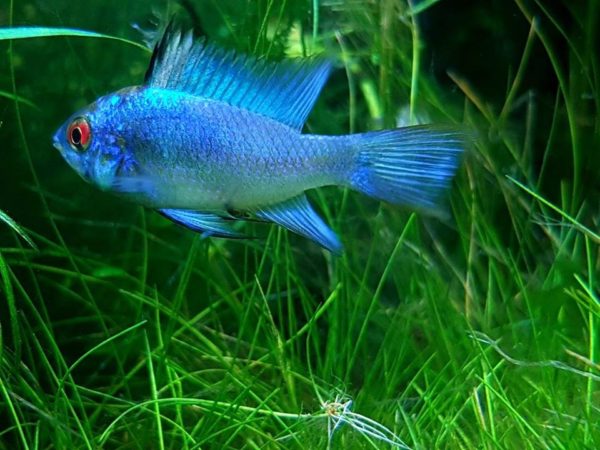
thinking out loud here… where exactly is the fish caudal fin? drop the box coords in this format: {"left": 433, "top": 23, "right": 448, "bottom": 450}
{"left": 349, "top": 125, "right": 465, "bottom": 211}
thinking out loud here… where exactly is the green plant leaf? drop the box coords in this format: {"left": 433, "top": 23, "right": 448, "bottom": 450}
{"left": 0, "top": 209, "right": 37, "bottom": 249}
{"left": 0, "top": 26, "right": 148, "bottom": 51}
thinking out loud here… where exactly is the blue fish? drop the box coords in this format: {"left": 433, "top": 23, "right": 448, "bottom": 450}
{"left": 53, "top": 25, "right": 464, "bottom": 254}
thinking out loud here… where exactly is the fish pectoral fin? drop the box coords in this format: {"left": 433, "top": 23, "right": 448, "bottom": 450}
{"left": 159, "top": 209, "right": 244, "bottom": 239}
{"left": 112, "top": 175, "right": 155, "bottom": 195}
{"left": 254, "top": 195, "right": 342, "bottom": 254}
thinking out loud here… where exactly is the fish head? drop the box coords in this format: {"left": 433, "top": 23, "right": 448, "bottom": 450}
{"left": 53, "top": 93, "right": 133, "bottom": 192}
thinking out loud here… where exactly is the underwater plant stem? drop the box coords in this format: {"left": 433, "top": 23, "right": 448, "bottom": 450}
{"left": 312, "top": 0, "right": 319, "bottom": 43}
{"left": 0, "top": 252, "right": 20, "bottom": 363}
{"left": 585, "top": 236, "right": 597, "bottom": 446}
{"left": 0, "top": 376, "right": 30, "bottom": 450}
{"left": 334, "top": 31, "right": 356, "bottom": 133}
{"left": 379, "top": 0, "right": 396, "bottom": 127}
{"left": 144, "top": 331, "right": 165, "bottom": 450}
{"left": 408, "top": 0, "right": 421, "bottom": 124}
{"left": 499, "top": 17, "right": 537, "bottom": 122}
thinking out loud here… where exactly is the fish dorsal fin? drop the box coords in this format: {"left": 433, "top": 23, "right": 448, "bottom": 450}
{"left": 145, "top": 24, "right": 332, "bottom": 130}
{"left": 254, "top": 195, "right": 342, "bottom": 254}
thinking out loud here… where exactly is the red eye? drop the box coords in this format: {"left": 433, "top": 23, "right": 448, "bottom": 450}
{"left": 67, "top": 117, "right": 91, "bottom": 151}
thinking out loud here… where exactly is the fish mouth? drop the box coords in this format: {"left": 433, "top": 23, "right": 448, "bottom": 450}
{"left": 52, "top": 134, "right": 63, "bottom": 152}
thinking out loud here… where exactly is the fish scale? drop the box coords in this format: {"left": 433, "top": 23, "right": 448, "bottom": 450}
{"left": 104, "top": 87, "right": 343, "bottom": 209}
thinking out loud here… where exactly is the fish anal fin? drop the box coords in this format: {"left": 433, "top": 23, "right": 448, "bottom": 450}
{"left": 255, "top": 195, "right": 342, "bottom": 254}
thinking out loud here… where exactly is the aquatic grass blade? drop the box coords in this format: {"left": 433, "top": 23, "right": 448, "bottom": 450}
{"left": 0, "top": 26, "right": 148, "bottom": 51}
{"left": 0, "top": 209, "right": 37, "bottom": 249}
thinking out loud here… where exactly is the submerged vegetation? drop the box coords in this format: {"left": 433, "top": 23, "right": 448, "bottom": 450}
{"left": 1, "top": 0, "right": 599, "bottom": 448}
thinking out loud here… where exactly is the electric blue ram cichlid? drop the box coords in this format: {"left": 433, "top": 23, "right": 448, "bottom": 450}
{"left": 53, "top": 24, "right": 465, "bottom": 254}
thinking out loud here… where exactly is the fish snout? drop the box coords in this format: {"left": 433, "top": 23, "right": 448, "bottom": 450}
{"left": 52, "top": 132, "right": 64, "bottom": 153}
{"left": 52, "top": 130, "right": 65, "bottom": 156}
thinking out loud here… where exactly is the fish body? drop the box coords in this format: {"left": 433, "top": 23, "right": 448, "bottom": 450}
{"left": 77, "top": 86, "right": 347, "bottom": 210}
{"left": 53, "top": 25, "right": 465, "bottom": 253}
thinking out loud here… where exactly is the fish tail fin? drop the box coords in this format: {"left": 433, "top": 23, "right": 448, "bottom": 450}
{"left": 348, "top": 125, "right": 465, "bottom": 212}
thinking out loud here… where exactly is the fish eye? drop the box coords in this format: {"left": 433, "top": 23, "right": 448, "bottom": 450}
{"left": 67, "top": 117, "right": 91, "bottom": 152}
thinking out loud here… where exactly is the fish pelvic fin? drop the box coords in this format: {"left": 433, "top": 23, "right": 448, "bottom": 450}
{"left": 255, "top": 195, "right": 342, "bottom": 254}
{"left": 348, "top": 125, "right": 466, "bottom": 213}
{"left": 159, "top": 209, "right": 245, "bottom": 239}
{"left": 145, "top": 23, "right": 332, "bottom": 130}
